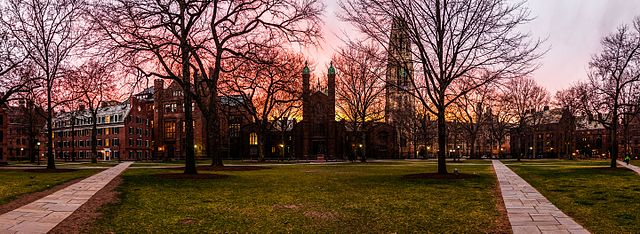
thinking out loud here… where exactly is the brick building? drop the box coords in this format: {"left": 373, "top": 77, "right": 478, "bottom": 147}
{"left": 0, "top": 105, "right": 6, "bottom": 164}
{"left": 510, "top": 107, "right": 575, "bottom": 158}
{"left": 48, "top": 97, "right": 153, "bottom": 161}
{"left": 0, "top": 101, "right": 46, "bottom": 162}
{"left": 145, "top": 80, "right": 253, "bottom": 160}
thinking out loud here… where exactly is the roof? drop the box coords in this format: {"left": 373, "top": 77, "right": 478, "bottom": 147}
{"left": 220, "top": 95, "right": 246, "bottom": 107}
{"left": 525, "top": 108, "right": 565, "bottom": 125}
{"left": 53, "top": 101, "right": 131, "bottom": 127}
{"left": 575, "top": 117, "right": 606, "bottom": 131}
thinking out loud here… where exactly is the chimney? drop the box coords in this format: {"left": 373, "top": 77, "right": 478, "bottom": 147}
{"left": 79, "top": 105, "right": 85, "bottom": 111}
{"left": 543, "top": 106, "right": 550, "bottom": 111}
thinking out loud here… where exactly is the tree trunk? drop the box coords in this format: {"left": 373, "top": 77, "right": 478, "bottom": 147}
{"left": 46, "top": 86, "right": 55, "bottom": 169}
{"left": 205, "top": 113, "right": 223, "bottom": 166}
{"left": 183, "top": 84, "right": 197, "bottom": 174}
{"left": 610, "top": 110, "right": 619, "bottom": 168}
{"left": 437, "top": 107, "right": 447, "bottom": 174}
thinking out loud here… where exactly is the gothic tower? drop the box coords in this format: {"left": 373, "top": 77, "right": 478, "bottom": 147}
{"left": 385, "top": 17, "right": 415, "bottom": 157}
{"left": 385, "top": 17, "right": 415, "bottom": 124}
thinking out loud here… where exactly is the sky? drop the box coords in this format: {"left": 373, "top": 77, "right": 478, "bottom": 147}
{"left": 304, "top": 0, "right": 640, "bottom": 94}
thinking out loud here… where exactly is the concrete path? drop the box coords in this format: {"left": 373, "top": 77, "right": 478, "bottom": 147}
{"left": 492, "top": 160, "right": 590, "bottom": 234}
{"left": 0, "top": 162, "right": 132, "bottom": 234}
{"left": 617, "top": 160, "right": 640, "bottom": 175}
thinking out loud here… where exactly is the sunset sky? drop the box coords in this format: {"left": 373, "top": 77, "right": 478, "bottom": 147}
{"left": 305, "top": 0, "right": 640, "bottom": 94}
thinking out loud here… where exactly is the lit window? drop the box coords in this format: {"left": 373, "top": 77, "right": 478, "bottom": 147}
{"left": 249, "top": 133, "right": 258, "bottom": 145}
{"left": 165, "top": 122, "right": 176, "bottom": 139}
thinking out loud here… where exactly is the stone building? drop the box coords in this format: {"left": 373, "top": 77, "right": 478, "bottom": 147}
{"left": 385, "top": 17, "right": 415, "bottom": 157}
{"left": 140, "top": 80, "right": 254, "bottom": 160}
{"left": 297, "top": 63, "right": 345, "bottom": 160}
{"left": 510, "top": 107, "right": 575, "bottom": 158}
{"left": 48, "top": 97, "right": 153, "bottom": 161}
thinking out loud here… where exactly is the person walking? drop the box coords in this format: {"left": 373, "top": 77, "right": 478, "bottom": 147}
{"left": 624, "top": 154, "right": 631, "bottom": 165}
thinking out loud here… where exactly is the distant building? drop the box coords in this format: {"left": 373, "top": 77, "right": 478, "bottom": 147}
{"left": 0, "top": 105, "right": 6, "bottom": 164}
{"left": 47, "top": 97, "right": 153, "bottom": 161}
{"left": 510, "top": 107, "right": 574, "bottom": 158}
{"left": 385, "top": 17, "right": 416, "bottom": 157}
{"left": 0, "top": 100, "right": 46, "bottom": 162}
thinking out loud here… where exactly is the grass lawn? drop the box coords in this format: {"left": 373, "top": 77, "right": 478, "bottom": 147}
{"left": 94, "top": 162, "right": 508, "bottom": 233}
{"left": 509, "top": 161, "right": 640, "bottom": 233}
{"left": 0, "top": 169, "right": 99, "bottom": 205}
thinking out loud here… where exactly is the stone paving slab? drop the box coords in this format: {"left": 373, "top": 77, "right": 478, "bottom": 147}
{"left": 617, "top": 160, "right": 640, "bottom": 175}
{"left": 492, "top": 160, "right": 590, "bottom": 234}
{"left": 0, "top": 162, "right": 132, "bottom": 234}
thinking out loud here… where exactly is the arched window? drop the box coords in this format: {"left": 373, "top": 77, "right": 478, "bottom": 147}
{"left": 249, "top": 133, "right": 258, "bottom": 145}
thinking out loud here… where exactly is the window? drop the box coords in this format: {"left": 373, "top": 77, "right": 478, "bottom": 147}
{"left": 105, "top": 128, "right": 110, "bottom": 135}
{"left": 105, "top": 139, "right": 109, "bottom": 147}
{"left": 128, "top": 127, "right": 134, "bottom": 134}
{"left": 165, "top": 122, "right": 176, "bottom": 139}
{"left": 128, "top": 138, "right": 134, "bottom": 146}
{"left": 173, "top": 90, "right": 183, "bottom": 97}
{"left": 249, "top": 132, "right": 258, "bottom": 145}
{"left": 230, "top": 124, "right": 240, "bottom": 138}
{"left": 136, "top": 139, "right": 142, "bottom": 147}
{"left": 97, "top": 139, "right": 102, "bottom": 146}
{"left": 164, "top": 103, "right": 177, "bottom": 113}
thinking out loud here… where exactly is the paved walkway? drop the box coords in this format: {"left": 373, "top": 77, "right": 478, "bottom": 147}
{"left": 617, "top": 160, "right": 640, "bottom": 175}
{"left": 492, "top": 160, "right": 590, "bottom": 234}
{"left": 0, "top": 162, "right": 132, "bottom": 233}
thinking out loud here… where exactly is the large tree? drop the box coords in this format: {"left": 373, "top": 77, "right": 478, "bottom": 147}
{"left": 0, "top": 0, "right": 88, "bottom": 169}
{"left": 339, "top": 0, "right": 543, "bottom": 173}
{"left": 67, "top": 59, "right": 118, "bottom": 163}
{"left": 503, "top": 77, "right": 550, "bottom": 161}
{"left": 333, "top": 42, "right": 386, "bottom": 162}
{"left": 450, "top": 85, "right": 493, "bottom": 159}
{"left": 576, "top": 17, "right": 640, "bottom": 167}
{"left": 95, "top": 0, "right": 323, "bottom": 168}
{"left": 220, "top": 49, "right": 305, "bottom": 162}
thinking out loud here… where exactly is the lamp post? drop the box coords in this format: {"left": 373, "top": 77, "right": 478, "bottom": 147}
{"left": 529, "top": 146, "right": 533, "bottom": 159}
{"left": 36, "top": 142, "right": 41, "bottom": 165}
{"left": 20, "top": 148, "right": 24, "bottom": 162}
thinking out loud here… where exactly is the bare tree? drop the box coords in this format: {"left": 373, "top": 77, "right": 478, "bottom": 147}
{"left": 95, "top": 0, "right": 323, "bottom": 168}
{"left": 450, "top": 85, "right": 492, "bottom": 159}
{"left": 503, "top": 77, "right": 550, "bottom": 161}
{"left": 333, "top": 42, "right": 386, "bottom": 162}
{"left": 0, "top": 26, "right": 29, "bottom": 105}
{"left": 1, "top": 0, "right": 88, "bottom": 169}
{"left": 576, "top": 17, "right": 640, "bottom": 167}
{"left": 486, "top": 89, "right": 516, "bottom": 159}
{"left": 339, "top": 0, "right": 542, "bottom": 173}
{"left": 67, "top": 59, "right": 119, "bottom": 163}
{"left": 220, "top": 49, "right": 305, "bottom": 162}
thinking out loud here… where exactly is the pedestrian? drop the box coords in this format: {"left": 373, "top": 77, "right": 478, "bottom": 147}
{"left": 624, "top": 154, "right": 631, "bottom": 165}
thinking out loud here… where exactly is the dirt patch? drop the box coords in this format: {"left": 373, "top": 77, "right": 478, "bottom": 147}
{"left": 164, "top": 166, "right": 271, "bottom": 171}
{"left": 273, "top": 204, "right": 303, "bottom": 210}
{"left": 402, "top": 173, "right": 479, "bottom": 180}
{"left": 49, "top": 176, "right": 122, "bottom": 234}
{"left": 157, "top": 173, "right": 229, "bottom": 180}
{"left": 178, "top": 218, "right": 199, "bottom": 225}
{"left": 23, "top": 168, "right": 78, "bottom": 173}
{"left": 0, "top": 177, "right": 85, "bottom": 214}
{"left": 490, "top": 167, "right": 512, "bottom": 234}
{"left": 304, "top": 210, "right": 338, "bottom": 221}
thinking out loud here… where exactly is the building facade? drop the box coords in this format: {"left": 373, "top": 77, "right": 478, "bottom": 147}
{"left": 48, "top": 97, "right": 153, "bottom": 161}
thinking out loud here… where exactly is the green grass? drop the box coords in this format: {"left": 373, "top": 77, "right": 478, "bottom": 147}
{"left": 94, "top": 162, "right": 507, "bottom": 233}
{"left": 509, "top": 161, "right": 640, "bottom": 233}
{"left": 0, "top": 169, "right": 99, "bottom": 205}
